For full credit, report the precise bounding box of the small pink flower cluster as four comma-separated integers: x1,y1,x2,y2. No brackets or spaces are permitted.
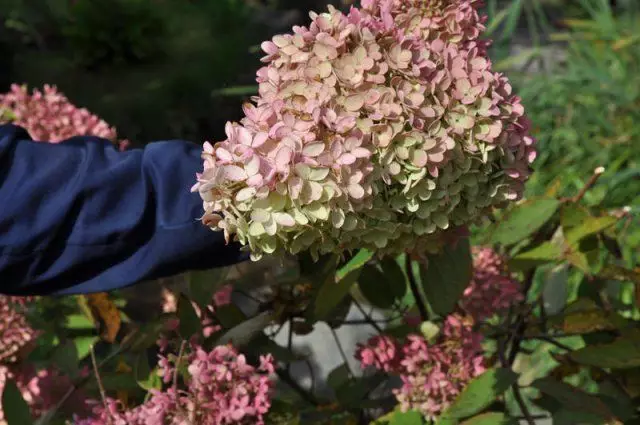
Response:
460,247,523,321
77,344,274,425
0,84,129,150
0,364,88,424
193,0,536,260
0,296,37,364
0,296,88,424
356,314,485,420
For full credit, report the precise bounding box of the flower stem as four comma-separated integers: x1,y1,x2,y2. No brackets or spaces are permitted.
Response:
405,255,429,322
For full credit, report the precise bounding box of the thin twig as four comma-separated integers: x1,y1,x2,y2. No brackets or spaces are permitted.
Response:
353,298,384,334
172,339,196,424
512,384,536,425
331,327,354,378
90,345,113,425
405,255,429,321
173,340,187,392
561,166,605,203
276,368,320,406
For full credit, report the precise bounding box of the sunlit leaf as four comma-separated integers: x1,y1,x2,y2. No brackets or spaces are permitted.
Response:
387,410,424,425
440,368,518,420
490,198,560,246
460,412,517,425
565,215,617,246
336,249,373,280
510,241,563,271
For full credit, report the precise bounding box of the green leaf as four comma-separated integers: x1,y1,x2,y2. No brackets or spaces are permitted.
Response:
177,294,202,338
217,311,274,347
545,298,620,335
358,264,404,309
74,336,99,360
570,333,640,369
313,268,360,320
565,215,617,246
135,353,161,391
420,238,472,316
327,363,351,392
52,340,79,379
531,377,615,421
460,412,516,425
388,410,424,425
2,379,33,425
188,268,229,308
441,368,518,420
336,249,374,280
65,314,96,329
490,198,560,246
510,241,563,271
380,257,408,297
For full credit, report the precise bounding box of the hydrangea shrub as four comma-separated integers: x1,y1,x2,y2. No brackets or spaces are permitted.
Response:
76,344,274,425
0,84,129,150
193,0,536,260
356,314,485,420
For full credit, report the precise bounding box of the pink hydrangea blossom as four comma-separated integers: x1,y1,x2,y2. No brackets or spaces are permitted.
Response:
76,344,274,425
0,84,129,150
461,247,523,321
0,296,37,364
356,314,485,420
0,296,89,424
194,0,536,260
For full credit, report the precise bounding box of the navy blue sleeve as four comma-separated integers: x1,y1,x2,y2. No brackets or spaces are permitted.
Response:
0,124,247,296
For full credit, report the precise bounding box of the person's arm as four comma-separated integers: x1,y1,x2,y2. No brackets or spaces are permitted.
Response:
0,124,246,296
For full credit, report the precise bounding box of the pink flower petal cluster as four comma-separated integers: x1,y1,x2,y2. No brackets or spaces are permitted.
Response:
0,296,37,364
461,246,523,321
0,296,89,424
0,364,89,424
0,84,129,150
356,314,485,420
193,0,536,260
76,344,274,425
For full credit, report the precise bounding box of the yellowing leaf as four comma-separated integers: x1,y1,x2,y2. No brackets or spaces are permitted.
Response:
85,293,121,343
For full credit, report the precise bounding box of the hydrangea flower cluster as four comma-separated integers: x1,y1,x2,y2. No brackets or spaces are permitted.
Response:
76,344,274,425
0,296,88,425
460,246,523,321
193,0,536,260
0,84,129,150
0,296,37,364
356,314,485,420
